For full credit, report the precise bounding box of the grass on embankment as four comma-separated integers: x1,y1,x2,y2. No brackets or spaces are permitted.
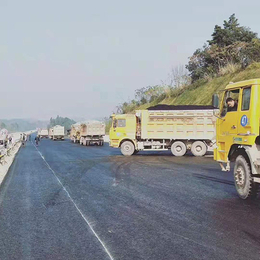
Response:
134,62,260,110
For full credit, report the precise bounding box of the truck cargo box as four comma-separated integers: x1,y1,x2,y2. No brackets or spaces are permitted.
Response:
137,108,216,140
80,121,105,137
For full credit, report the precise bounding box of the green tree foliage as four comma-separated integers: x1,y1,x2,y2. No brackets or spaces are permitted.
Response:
48,116,76,131
209,14,257,47
116,85,167,114
186,14,260,81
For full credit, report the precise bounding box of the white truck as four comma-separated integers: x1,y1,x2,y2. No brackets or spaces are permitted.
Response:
52,125,65,140
79,121,105,146
38,129,48,138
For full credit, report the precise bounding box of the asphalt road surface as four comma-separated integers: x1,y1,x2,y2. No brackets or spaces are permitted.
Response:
0,137,260,260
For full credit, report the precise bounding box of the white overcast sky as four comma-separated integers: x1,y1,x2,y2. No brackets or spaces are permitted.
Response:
1,0,260,120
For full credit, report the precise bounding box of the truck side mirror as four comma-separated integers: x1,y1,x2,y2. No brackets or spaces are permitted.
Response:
113,119,117,128
212,94,219,108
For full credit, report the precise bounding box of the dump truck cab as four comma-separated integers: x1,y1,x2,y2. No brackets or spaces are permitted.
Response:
213,79,260,199
109,114,137,155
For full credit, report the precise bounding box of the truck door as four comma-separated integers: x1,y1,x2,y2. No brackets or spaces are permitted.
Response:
219,88,240,137
237,86,252,135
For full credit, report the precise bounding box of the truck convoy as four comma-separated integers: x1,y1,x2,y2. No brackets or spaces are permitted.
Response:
109,105,217,156
70,121,105,146
213,78,260,200
38,129,48,138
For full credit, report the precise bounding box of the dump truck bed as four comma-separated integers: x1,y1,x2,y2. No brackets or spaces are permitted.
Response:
80,121,105,136
138,109,216,140
53,126,65,136
38,129,48,136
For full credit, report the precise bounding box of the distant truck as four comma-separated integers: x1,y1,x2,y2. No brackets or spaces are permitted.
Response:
109,105,217,156
38,129,48,138
52,125,65,140
78,121,105,146
70,123,81,143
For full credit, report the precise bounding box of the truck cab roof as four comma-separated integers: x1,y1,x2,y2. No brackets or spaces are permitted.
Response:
225,78,260,90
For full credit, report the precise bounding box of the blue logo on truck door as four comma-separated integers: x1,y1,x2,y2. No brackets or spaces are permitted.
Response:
240,115,248,127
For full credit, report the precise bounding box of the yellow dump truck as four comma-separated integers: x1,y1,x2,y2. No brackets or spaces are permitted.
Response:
79,121,105,146
110,105,217,156
70,123,81,143
213,79,260,199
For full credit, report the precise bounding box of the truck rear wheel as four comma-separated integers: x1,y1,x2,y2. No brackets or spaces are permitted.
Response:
171,141,186,156
191,141,207,157
121,141,135,156
234,155,259,199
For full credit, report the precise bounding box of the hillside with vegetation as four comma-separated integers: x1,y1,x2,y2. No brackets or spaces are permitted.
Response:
116,14,260,114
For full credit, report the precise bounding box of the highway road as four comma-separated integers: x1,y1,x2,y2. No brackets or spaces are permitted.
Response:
0,137,260,260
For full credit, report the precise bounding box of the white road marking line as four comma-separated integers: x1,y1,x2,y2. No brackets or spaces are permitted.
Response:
31,141,114,260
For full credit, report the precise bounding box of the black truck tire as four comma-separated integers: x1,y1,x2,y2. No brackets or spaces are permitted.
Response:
171,141,187,156
191,141,207,157
121,141,135,156
234,155,259,199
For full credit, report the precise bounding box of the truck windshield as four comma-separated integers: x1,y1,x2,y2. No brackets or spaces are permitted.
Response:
117,119,126,127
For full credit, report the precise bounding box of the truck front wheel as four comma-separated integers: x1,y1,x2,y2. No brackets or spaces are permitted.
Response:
234,155,259,199
191,141,207,157
171,141,186,156
121,141,135,156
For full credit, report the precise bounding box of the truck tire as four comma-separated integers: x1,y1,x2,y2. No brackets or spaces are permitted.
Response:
191,141,207,157
86,141,90,146
171,141,186,156
234,155,259,199
121,141,135,156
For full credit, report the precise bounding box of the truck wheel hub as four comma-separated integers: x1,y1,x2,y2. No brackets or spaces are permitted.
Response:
235,167,245,186
176,146,182,152
195,145,202,152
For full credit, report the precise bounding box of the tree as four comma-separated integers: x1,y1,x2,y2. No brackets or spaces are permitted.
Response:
209,14,257,47
48,116,76,131
187,14,260,81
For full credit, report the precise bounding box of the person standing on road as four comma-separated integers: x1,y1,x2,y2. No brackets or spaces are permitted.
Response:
4,136,8,148
35,136,40,146
22,134,26,146
8,135,12,144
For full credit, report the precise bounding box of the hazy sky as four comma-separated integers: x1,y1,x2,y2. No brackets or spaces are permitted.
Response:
1,0,260,120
